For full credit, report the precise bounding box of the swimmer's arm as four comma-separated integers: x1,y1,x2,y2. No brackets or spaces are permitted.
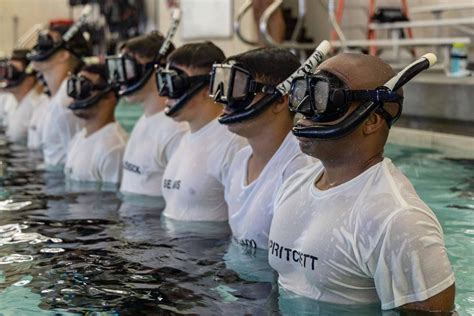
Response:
399,283,455,313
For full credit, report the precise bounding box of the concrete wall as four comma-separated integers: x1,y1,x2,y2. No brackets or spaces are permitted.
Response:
1,0,472,57
0,0,256,58
0,0,70,56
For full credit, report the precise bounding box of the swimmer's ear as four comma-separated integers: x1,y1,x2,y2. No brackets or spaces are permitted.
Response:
55,50,71,63
363,110,386,135
271,95,288,114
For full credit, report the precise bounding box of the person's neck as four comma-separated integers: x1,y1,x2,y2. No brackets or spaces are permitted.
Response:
142,92,165,117
12,81,35,103
316,151,384,190
247,120,292,168
84,113,115,137
188,101,221,133
43,67,69,96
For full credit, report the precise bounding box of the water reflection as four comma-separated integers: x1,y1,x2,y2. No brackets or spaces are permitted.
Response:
0,138,471,314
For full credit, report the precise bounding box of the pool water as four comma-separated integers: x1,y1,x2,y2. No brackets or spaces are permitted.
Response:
0,125,472,314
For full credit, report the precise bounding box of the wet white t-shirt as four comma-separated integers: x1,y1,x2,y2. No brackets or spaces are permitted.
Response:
6,89,46,143
269,158,454,309
0,93,17,128
120,111,188,197
41,79,83,167
162,119,247,222
65,122,128,184
27,94,50,150
225,133,314,249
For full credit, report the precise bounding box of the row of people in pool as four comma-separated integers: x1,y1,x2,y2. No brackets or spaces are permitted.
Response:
0,20,455,313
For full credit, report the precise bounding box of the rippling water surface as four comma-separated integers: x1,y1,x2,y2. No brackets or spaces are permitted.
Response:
0,133,472,315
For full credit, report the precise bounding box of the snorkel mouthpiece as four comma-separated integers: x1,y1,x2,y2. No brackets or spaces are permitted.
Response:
292,53,437,139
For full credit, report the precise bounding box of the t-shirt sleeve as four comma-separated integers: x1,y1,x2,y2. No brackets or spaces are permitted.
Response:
368,208,455,310
160,129,186,167
99,146,125,184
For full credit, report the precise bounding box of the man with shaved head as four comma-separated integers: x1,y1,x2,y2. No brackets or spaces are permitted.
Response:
269,53,455,313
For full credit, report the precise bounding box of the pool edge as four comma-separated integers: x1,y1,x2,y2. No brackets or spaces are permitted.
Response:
388,127,474,159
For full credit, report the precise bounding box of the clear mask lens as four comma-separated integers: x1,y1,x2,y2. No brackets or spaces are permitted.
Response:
0,62,10,80
312,80,329,113
105,56,139,84
156,69,179,98
210,66,231,101
289,78,308,111
124,58,137,80
232,69,250,99
67,76,100,100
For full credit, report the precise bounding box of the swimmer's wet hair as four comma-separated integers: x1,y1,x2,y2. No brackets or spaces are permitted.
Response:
124,31,175,62
225,47,301,86
167,41,225,71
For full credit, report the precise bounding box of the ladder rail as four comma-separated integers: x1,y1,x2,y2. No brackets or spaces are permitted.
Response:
290,0,306,42
234,0,259,46
369,17,474,30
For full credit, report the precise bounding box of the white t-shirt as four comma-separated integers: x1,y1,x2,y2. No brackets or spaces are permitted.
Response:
27,94,50,150
120,111,188,197
6,89,46,143
0,93,17,128
65,122,128,184
162,119,247,222
225,133,314,249
41,79,83,167
269,158,454,309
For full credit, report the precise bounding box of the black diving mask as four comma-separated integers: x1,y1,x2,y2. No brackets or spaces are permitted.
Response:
209,62,280,124
289,74,402,123
0,60,34,89
67,74,114,110
105,54,159,97
28,32,66,62
156,65,210,117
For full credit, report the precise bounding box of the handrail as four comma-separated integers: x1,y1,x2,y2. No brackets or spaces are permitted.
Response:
259,0,283,47
369,17,474,30
290,0,306,42
410,3,474,14
257,1,471,51
234,0,259,46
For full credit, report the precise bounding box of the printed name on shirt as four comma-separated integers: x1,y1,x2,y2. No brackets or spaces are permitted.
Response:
123,161,141,175
163,179,181,190
269,239,318,271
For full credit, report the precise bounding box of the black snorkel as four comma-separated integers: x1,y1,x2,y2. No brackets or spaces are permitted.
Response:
116,8,181,97
218,40,331,125
163,76,210,117
217,90,281,125
292,53,437,139
68,85,115,111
